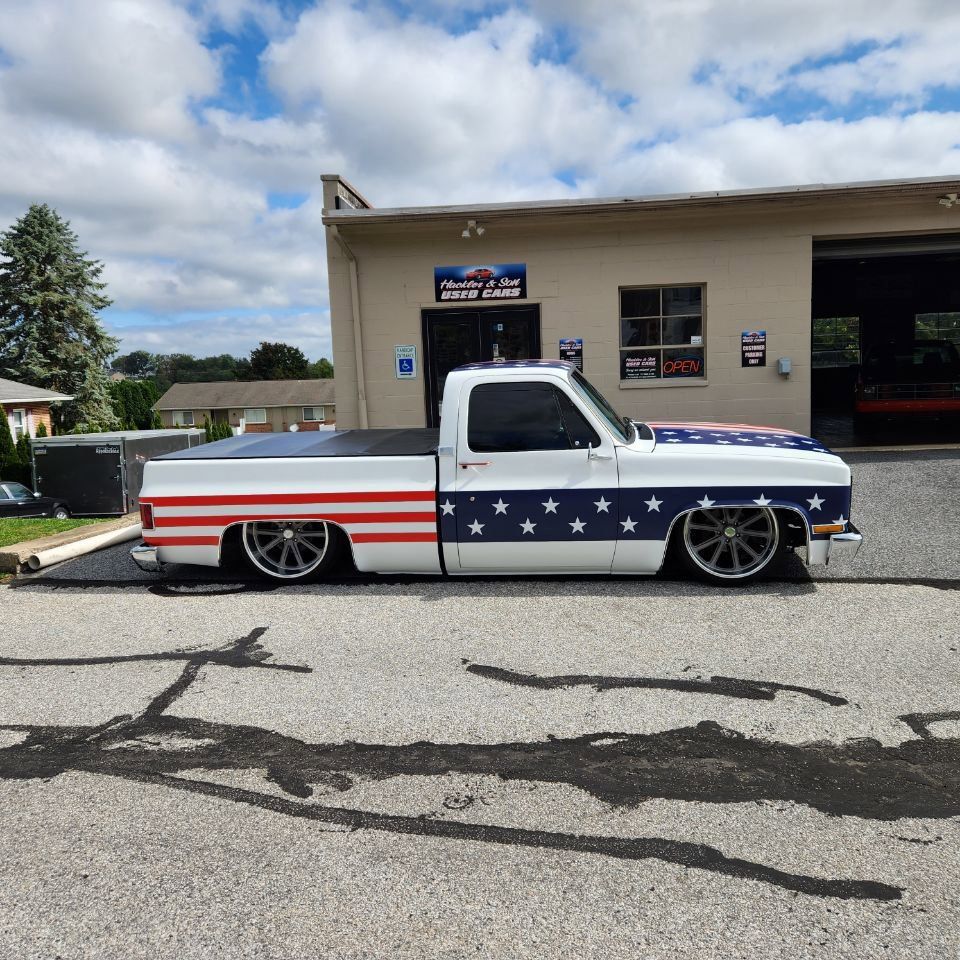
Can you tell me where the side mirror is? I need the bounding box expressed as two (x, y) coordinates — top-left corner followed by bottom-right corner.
(33, 491), (41, 498)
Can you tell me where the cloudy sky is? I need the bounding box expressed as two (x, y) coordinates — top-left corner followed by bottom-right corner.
(1, 0), (959, 362)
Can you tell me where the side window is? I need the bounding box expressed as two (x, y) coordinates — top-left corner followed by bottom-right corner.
(555, 390), (601, 449)
(0, 486), (11, 500)
(5, 482), (31, 499)
(468, 382), (569, 452)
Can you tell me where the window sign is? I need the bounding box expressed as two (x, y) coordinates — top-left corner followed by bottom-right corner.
(559, 338), (583, 371)
(741, 330), (767, 368)
(621, 351), (660, 380)
(395, 344), (417, 379)
(434, 263), (526, 301)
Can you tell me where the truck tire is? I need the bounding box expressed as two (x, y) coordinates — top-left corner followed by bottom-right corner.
(676, 506), (784, 585)
(241, 520), (346, 582)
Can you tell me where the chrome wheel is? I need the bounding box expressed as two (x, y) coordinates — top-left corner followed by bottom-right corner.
(682, 507), (779, 580)
(242, 520), (330, 580)
(53, 507), (69, 519)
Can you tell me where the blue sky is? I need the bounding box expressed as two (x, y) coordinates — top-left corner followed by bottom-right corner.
(0, 0), (958, 362)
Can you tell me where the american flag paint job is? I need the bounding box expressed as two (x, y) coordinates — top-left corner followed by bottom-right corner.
(143, 491), (439, 548)
(441, 485), (851, 544)
(647, 423), (831, 454)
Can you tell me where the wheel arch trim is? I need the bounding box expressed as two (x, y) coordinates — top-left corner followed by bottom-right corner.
(659, 501), (812, 572)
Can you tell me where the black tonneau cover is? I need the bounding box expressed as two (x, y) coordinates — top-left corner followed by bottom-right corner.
(156, 429), (440, 461)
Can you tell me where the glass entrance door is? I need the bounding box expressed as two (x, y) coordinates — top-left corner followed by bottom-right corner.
(422, 305), (541, 427)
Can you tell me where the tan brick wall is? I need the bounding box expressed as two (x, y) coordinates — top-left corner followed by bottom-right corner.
(326, 189), (960, 433)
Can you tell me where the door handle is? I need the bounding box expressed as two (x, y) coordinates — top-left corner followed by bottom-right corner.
(458, 461), (491, 469)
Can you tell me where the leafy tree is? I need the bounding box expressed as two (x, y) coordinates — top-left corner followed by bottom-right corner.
(202, 415), (212, 443)
(110, 349), (154, 379)
(309, 357), (334, 379)
(150, 410), (162, 430)
(0, 204), (119, 432)
(249, 341), (309, 380)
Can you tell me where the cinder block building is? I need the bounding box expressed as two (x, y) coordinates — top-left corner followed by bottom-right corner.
(321, 175), (960, 440)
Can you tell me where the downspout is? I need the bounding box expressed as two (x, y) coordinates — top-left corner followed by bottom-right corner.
(329, 225), (369, 429)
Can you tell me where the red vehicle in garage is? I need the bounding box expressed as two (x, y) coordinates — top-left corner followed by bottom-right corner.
(854, 339), (960, 429)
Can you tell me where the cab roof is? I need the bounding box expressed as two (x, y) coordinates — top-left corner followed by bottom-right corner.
(453, 360), (575, 372)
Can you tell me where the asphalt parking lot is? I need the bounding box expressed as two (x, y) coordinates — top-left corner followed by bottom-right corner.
(1, 450), (958, 959)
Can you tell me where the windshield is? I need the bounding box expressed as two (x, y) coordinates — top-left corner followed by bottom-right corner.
(570, 370), (632, 442)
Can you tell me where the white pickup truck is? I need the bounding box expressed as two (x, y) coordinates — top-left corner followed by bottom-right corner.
(132, 361), (861, 585)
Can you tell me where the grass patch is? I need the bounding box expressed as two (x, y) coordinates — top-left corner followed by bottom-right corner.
(0, 517), (104, 548)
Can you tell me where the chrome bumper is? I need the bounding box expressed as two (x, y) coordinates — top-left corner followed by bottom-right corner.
(130, 543), (163, 572)
(826, 522), (862, 564)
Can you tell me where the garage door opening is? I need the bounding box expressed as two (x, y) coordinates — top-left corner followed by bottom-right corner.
(812, 235), (960, 446)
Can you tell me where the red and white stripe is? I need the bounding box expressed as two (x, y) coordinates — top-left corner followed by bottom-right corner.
(142, 490), (438, 548)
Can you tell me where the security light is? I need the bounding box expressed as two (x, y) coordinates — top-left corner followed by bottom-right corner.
(938, 193), (958, 208)
(461, 219), (486, 238)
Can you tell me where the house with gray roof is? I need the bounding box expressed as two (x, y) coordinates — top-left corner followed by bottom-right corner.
(154, 379), (336, 433)
(0, 376), (73, 439)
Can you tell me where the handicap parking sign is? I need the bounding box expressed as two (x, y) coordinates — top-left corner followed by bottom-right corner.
(395, 344), (417, 379)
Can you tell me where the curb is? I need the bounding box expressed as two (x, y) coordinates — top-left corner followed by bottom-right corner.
(0, 515), (140, 573)
(830, 442), (960, 454)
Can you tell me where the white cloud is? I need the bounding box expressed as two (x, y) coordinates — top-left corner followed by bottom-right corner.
(587, 112), (960, 197)
(0, 0), (219, 140)
(262, 2), (627, 204)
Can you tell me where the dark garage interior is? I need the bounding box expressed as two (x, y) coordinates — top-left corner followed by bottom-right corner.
(812, 235), (960, 447)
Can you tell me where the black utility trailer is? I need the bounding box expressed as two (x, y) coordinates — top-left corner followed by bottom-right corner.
(31, 430), (205, 516)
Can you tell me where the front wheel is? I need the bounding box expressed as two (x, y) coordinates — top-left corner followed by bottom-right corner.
(52, 506), (70, 519)
(241, 520), (345, 582)
(677, 506), (783, 584)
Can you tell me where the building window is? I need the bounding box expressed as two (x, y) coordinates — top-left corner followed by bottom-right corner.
(10, 408), (26, 439)
(244, 408), (267, 424)
(812, 316), (860, 368)
(915, 312), (960, 345)
(619, 285), (705, 381)
(302, 406), (325, 422)
(172, 410), (195, 426)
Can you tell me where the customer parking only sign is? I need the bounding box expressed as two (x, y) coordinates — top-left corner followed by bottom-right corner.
(434, 263), (526, 301)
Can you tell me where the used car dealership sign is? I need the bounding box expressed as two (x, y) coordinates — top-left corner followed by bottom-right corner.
(434, 263), (526, 301)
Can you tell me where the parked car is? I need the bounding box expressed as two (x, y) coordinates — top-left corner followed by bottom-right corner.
(132, 361), (862, 586)
(0, 481), (70, 519)
(855, 339), (960, 430)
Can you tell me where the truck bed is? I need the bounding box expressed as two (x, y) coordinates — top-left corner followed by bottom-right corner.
(156, 429), (440, 460)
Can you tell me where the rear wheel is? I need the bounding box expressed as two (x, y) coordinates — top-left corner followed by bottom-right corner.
(678, 506), (783, 585)
(241, 520), (345, 582)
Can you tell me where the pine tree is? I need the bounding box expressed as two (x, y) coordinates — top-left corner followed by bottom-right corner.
(0, 204), (119, 432)
(203, 415), (212, 442)
(0, 417), (16, 474)
(35, 421), (47, 438)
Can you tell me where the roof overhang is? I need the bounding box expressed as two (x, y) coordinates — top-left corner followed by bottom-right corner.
(1, 395), (73, 404)
(322, 175), (960, 228)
